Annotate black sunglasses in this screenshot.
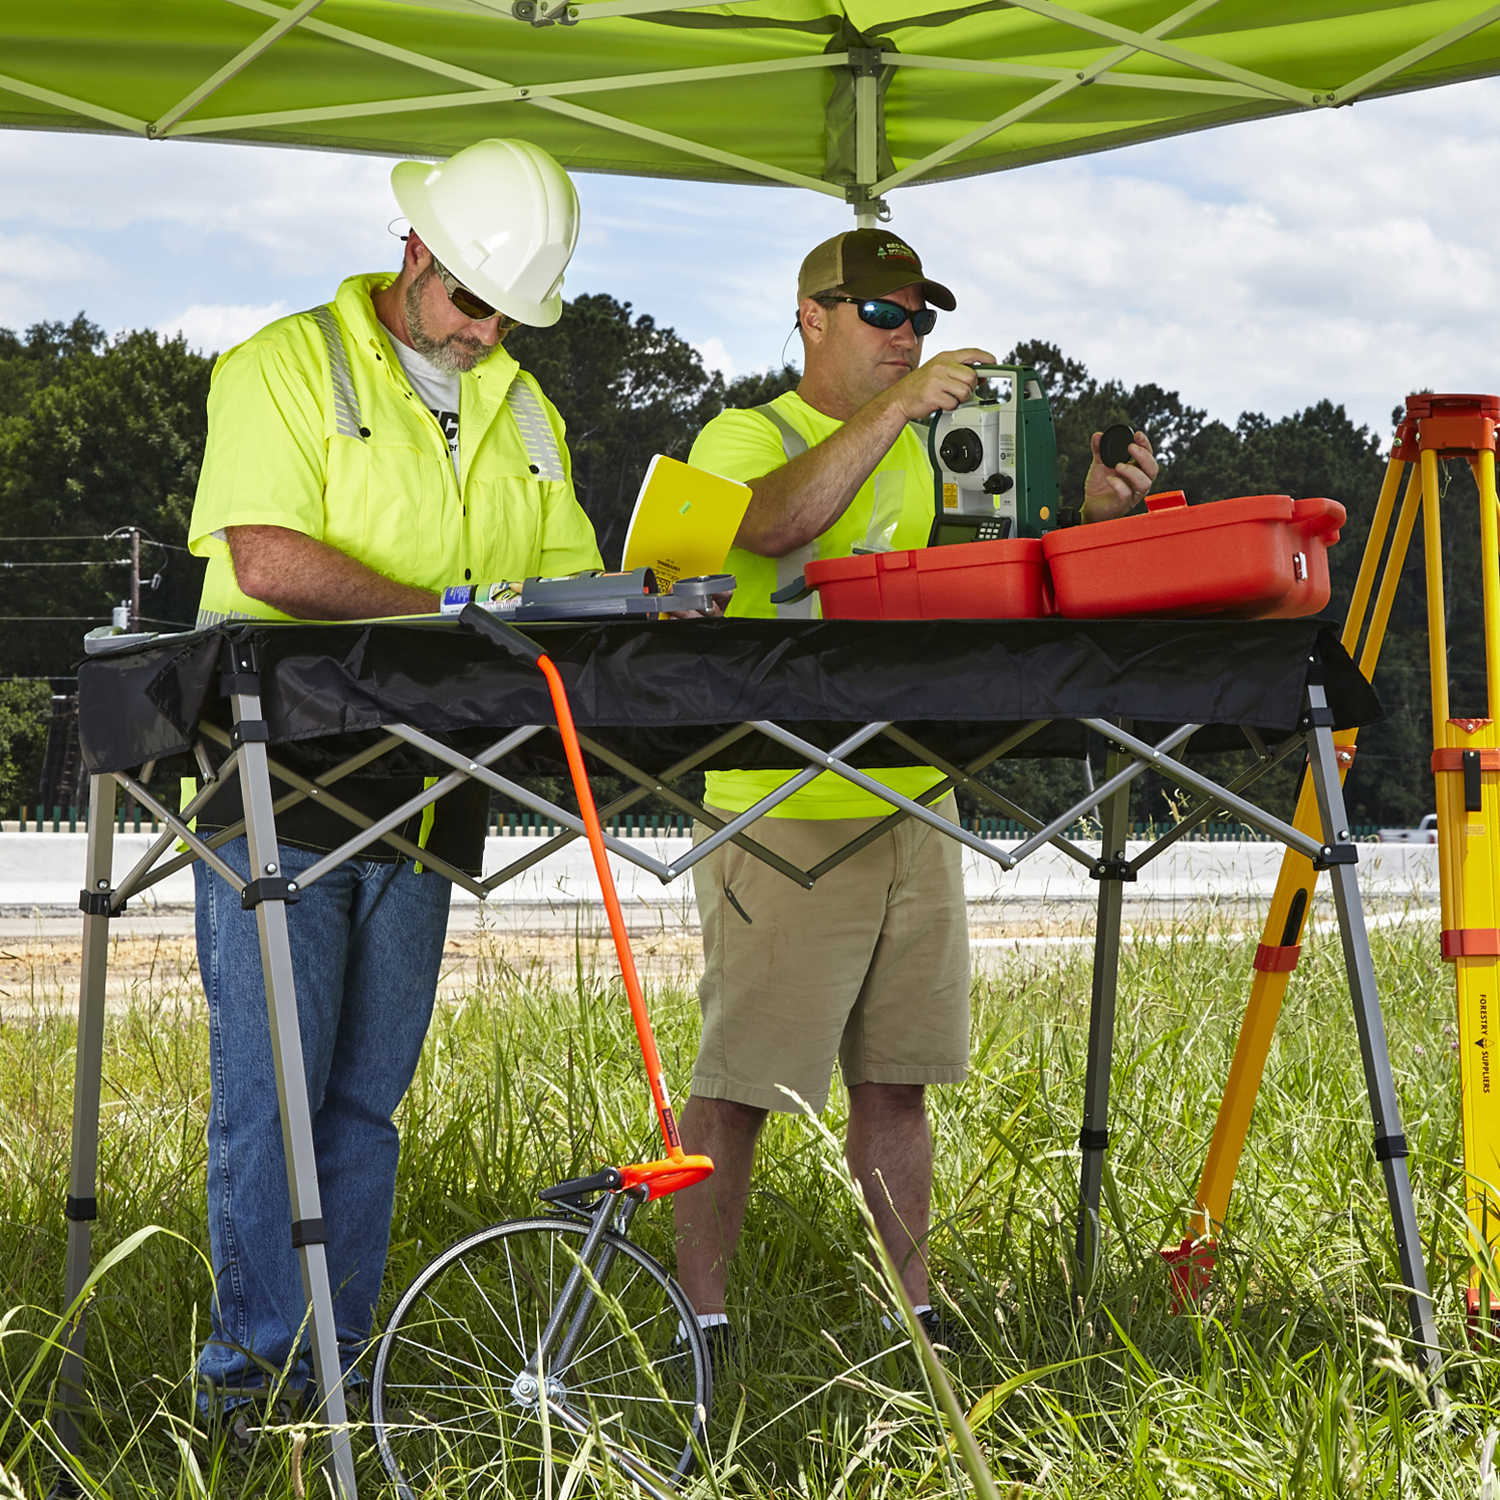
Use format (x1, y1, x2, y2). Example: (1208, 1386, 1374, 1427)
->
(820, 294, 937, 337)
(432, 257, 510, 324)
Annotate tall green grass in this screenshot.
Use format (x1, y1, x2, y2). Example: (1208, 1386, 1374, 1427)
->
(1, 911, 1495, 1496)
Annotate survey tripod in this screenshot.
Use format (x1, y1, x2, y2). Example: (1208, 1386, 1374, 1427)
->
(1171, 392, 1500, 1340)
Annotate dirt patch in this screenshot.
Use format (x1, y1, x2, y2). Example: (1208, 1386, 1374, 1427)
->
(0, 926, 719, 1017)
(0, 907, 1165, 1018)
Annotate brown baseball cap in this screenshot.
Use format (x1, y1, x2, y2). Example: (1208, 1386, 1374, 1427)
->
(797, 228, 956, 311)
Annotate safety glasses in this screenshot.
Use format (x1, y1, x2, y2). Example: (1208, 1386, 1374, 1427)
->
(821, 295, 937, 337)
(432, 257, 510, 324)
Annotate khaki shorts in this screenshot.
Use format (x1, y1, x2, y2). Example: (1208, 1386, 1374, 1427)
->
(690, 796, 971, 1113)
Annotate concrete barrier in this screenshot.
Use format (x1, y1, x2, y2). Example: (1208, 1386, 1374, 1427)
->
(0, 831, 1440, 925)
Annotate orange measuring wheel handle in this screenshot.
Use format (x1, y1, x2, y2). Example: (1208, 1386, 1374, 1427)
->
(458, 604, 713, 1185)
(619, 1154, 716, 1200)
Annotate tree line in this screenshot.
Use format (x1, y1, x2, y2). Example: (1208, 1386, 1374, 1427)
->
(0, 299, 1481, 828)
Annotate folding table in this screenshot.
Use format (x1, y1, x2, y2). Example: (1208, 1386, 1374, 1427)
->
(55, 613, 1429, 1499)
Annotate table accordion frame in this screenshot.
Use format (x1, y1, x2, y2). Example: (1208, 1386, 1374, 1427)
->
(54, 614, 1433, 1499)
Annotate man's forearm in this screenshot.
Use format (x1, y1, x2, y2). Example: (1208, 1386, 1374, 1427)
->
(226, 525, 439, 619)
(734, 393, 910, 558)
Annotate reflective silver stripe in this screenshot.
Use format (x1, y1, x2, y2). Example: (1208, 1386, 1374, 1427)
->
(757, 401, 808, 461)
(507, 377, 565, 480)
(308, 304, 366, 442)
(756, 402, 817, 618)
(774, 546, 818, 618)
(196, 606, 254, 629)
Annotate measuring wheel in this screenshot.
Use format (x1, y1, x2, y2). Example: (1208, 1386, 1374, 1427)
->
(372, 1215, 711, 1498)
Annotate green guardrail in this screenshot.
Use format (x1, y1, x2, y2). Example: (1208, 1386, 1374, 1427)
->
(3, 806, 1384, 842)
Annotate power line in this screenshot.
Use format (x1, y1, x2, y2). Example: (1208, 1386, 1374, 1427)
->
(0, 532, 191, 553)
(0, 558, 131, 569)
(0, 615, 113, 623)
(0, 533, 133, 543)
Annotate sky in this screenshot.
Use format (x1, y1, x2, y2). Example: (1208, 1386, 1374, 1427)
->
(4, 74, 1500, 446)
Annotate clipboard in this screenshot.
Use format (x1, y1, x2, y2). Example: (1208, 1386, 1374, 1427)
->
(620, 454, 752, 589)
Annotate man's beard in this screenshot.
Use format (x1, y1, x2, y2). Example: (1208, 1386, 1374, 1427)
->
(404, 263, 498, 374)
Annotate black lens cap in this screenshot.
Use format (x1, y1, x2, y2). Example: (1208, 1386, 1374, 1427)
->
(1099, 423, 1135, 468)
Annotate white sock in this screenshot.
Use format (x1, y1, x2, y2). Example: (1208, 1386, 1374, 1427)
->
(678, 1311, 729, 1342)
(881, 1304, 932, 1330)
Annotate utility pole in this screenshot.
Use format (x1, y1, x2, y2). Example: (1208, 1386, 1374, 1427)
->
(129, 527, 141, 631)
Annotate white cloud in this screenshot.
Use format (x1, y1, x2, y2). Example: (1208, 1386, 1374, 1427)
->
(6, 76, 1500, 443)
(0, 231, 114, 327)
(895, 84, 1500, 439)
(694, 336, 736, 380)
(158, 301, 291, 353)
(0, 231, 109, 280)
(0, 133, 399, 272)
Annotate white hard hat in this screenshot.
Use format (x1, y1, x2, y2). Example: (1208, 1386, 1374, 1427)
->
(391, 138, 580, 328)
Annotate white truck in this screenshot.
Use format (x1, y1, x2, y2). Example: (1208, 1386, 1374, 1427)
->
(1377, 812, 1439, 844)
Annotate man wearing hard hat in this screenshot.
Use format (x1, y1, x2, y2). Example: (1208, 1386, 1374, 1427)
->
(185, 138, 601, 1441)
(673, 228, 1157, 1368)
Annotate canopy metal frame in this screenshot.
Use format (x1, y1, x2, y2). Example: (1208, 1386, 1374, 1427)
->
(7, 2, 1500, 216)
(55, 622, 1439, 1499)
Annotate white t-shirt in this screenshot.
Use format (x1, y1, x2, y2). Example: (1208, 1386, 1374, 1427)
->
(390, 339, 461, 480)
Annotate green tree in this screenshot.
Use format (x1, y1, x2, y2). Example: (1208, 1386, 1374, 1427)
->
(0, 314, 107, 421)
(0, 325, 212, 678)
(507, 294, 728, 565)
(721, 363, 800, 409)
(1006, 338, 1208, 502)
(0, 679, 50, 811)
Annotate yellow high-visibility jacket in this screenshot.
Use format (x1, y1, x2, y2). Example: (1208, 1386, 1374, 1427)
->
(190, 271, 601, 624)
(186, 272, 602, 870)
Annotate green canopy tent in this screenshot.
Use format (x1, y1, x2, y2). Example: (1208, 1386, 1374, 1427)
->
(14, 6, 1500, 1499)
(5, 1, 1500, 224)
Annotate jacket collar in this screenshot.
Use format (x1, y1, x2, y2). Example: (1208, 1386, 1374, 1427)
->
(334, 272, 520, 412)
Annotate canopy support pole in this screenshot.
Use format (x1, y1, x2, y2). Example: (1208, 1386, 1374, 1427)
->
(854, 63, 878, 227)
(835, 41, 889, 226)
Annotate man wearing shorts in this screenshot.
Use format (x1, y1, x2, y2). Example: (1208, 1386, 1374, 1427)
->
(672, 228, 1157, 1351)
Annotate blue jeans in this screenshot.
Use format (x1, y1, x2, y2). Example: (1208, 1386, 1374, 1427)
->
(193, 837, 452, 1404)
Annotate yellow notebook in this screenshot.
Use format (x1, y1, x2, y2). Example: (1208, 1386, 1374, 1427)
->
(621, 455, 752, 590)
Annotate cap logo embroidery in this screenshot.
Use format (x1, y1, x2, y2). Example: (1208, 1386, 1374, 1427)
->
(875, 240, 920, 266)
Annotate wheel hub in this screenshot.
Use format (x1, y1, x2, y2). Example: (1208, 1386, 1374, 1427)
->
(510, 1370, 567, 1407)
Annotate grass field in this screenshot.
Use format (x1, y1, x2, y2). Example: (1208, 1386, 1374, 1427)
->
(1, 912, 1496, 1497)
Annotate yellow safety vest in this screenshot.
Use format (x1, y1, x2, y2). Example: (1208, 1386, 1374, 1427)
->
(689, 392, 945, 819)
(190, 271, 601, 623)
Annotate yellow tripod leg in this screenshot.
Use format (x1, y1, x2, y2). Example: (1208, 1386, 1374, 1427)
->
(1447, 445, 1500, 1338)
(1163, 450, 1421, 1301)
(1436, 717, 1500, 1334)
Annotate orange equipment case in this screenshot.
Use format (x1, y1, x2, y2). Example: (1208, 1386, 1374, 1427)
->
(802, 538, 1053, 620)
(1041, 491, 1345, 619)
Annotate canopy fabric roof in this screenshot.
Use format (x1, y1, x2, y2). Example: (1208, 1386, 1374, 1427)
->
(5, 2, 1500, 215)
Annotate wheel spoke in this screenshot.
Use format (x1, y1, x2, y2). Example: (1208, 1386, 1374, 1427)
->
(373, 1217, 709, 1497)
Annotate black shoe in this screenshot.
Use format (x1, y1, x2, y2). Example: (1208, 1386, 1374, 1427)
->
(668, 1321, 733, 1394)
(204, 1395, 301, 1456)
(701, 1322, 736, 1383)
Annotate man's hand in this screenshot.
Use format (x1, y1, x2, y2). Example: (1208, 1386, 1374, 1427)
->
(888, 348, 997, 422)
(1082, 429, 1159, 522)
